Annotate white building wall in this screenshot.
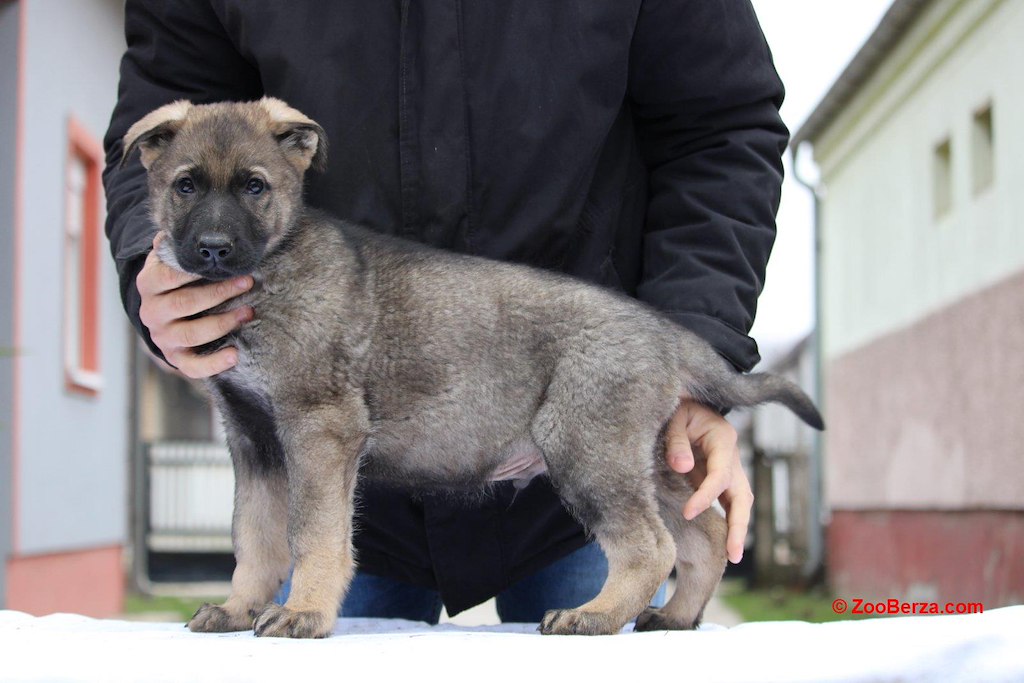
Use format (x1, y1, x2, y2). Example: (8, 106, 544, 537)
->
(816, 0, 1024, 360)
(16, 0, 129, 555)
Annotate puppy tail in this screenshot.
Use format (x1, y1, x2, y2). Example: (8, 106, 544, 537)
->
(695, 372, 825, 430)
(679, 338, 824, 430)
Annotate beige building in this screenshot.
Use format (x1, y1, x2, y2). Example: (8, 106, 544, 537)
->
(794, 0, 1024, 606)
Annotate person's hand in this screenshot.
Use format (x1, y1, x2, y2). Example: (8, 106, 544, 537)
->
(664, 399, 753, 564)
(137, 234, 254, 378)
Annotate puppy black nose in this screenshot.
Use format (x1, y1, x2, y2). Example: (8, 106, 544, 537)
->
(198, 234, 233, 263)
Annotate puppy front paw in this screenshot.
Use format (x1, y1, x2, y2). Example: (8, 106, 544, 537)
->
(252, 603, 333, 639)
(187, 603, 252, 633)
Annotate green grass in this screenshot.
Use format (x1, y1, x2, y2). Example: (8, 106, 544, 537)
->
(720, 581, 874, 623)
(123, 594, 223, 621)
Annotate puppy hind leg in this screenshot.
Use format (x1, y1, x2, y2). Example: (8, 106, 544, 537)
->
(634, 464, 728, 631)
(539, 507, 676, 635)
(533, 422, 676, 635)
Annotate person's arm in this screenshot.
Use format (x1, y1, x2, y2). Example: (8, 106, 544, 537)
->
(629, 0, 787, 372)
(103, 0, 262, 366)
(628, 0, 788, 562)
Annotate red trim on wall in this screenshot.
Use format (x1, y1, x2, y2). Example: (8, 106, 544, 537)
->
(6, 545, 125, 617)
(64, 116, 104, 396)
(828, 510, 1024, 608)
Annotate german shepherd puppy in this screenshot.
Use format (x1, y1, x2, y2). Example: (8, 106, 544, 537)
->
(122, 98, 823, 639)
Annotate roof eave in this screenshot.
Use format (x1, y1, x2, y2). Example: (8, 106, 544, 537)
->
(791, 0, 933, 151)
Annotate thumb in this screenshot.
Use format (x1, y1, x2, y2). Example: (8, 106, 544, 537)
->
(665, 407, 695, 473)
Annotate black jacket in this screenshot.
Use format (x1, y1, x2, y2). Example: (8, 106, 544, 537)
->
(103, 0, 787, 614)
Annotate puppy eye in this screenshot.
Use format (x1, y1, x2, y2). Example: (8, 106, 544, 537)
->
(245, 178, 266, 195)
(176, 177, 195, 195)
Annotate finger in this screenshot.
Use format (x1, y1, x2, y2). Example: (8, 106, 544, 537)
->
(164, 306, 253, 350)
(163, 276, 253, 319)
(723, 470, 754, 564)
(683, 466, 730, 520)
(167, 346, 239, 380)
(139, 253, 202, 297)
(138, 236, 202, 296)
(682, 426, 735, 520)
(664, 406, 695, 473)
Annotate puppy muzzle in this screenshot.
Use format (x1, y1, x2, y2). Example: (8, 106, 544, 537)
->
(175, 195, 264, 279)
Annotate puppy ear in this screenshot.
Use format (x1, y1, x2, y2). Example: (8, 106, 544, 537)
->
(258, 97, 329, 173)
(121, 100, 193, 169)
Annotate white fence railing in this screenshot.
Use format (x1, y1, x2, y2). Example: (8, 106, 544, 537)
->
(147, 441, 234, 552)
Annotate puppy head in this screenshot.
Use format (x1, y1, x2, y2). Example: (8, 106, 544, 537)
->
(122, 97, 327, 280)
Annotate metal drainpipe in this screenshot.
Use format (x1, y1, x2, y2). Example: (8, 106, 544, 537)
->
(791, 141, 826, 582)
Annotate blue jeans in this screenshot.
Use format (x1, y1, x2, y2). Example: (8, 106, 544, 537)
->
(275, 541, 667, 624)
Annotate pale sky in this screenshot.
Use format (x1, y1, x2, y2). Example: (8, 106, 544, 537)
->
(747, 0, 893, 363)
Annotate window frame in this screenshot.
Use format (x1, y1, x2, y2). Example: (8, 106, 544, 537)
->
(63, 116, 104, 396)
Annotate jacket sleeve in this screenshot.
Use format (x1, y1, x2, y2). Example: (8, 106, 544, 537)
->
(102, 0, 262, 358)
(628, 0, 788, 371)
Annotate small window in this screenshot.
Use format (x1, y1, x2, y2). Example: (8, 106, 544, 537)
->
(972, 104, 994, 194)
(932, 137, 952, 220)
(64, 117, 104, 395)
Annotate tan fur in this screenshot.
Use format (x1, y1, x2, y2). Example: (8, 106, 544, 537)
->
(189, 473, 290, 633)
(122, 100, 193, 170)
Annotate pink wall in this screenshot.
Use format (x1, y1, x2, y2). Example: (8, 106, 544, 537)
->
(825, 269, 1024, 605)
(826, 269, 1024, 510)
(7, 546, 124, 617)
